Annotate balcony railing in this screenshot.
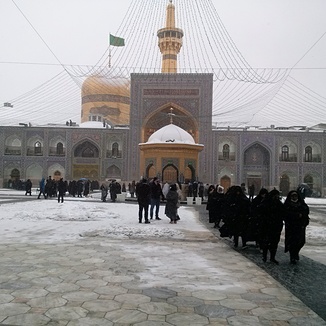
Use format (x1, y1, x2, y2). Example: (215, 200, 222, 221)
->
(218, 153, 236, 161)
(49, 148, 66, 156)
(27, 147, 43, 156)
(279, 155, 297, 162)
(304, 154, 322, 163)
(4, 147, 21, 155)
(106, 150, 122, 158)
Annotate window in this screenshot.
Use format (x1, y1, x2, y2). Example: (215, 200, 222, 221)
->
(34, 141, 42, 155)
(112, 142, 119, 157)
(305, 146, 312, 162)
(281, 145, 289, 161)
(82, 148, 94, 157)
(222, 144, 230, 160)
(56, 142, 64, 155)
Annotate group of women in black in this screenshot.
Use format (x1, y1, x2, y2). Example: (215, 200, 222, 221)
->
(207, 185, 310, 264)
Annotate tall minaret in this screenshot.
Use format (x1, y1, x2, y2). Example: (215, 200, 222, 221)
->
(157, 0, 183, 73)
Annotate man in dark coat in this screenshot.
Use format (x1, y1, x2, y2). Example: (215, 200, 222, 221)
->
(77, 179, 84, 197)
(149, 177, 164, 220)
(25, 179, 32, 196)
(109, 180, 118, 202)
(192, 181, 198, 200)
(57, 178, 67, 203)
(249, 184, 255, 201)
(136, 178, 151, 223)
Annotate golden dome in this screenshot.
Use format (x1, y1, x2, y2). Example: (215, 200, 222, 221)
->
(82, 76, 130, 97)
(81, 75, 130, 125)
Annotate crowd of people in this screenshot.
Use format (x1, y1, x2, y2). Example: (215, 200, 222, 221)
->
(128, 177, 181, 224)
(35, 177, 98, 203)
(13, 175, 311, 265)
(207, 185, 310, 265)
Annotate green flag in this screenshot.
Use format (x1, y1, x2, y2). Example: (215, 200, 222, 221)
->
(109, 34, 125, 47)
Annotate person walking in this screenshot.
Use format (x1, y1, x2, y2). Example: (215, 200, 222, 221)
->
(192, 181, 198, 201)
(249, 184, 255, 201)
(198, 182, 204, 201)
(251, 188, 269, 249)
(57, 178, 66, 203)
(215, 185, 225, 228)
(136, 178, 151, 223)
(109, 180, 118, 202)
(25, 179, 32, 196)
(165, 183, 179, 224)
(284, 190, 310, 264)
(100, 182, 108, 202)
(162, 182, 170, 199)
(206, 184, 217, 224)
(175, 182, 182, 220)
(259, 189, 285, 264)
(129, 180, 136, 198)
(223, 186, 250, 248)
(83, 180, 90, 197)
(37, 177, 47, 199)
(149, 177, 164, 220)
(77, 180, 83, 198)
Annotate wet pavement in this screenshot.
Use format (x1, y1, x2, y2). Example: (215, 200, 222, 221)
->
(0, 194, 325, 325)
(196, 204, 326, 323)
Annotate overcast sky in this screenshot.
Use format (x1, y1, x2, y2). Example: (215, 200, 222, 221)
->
(0, 0, 325, 125)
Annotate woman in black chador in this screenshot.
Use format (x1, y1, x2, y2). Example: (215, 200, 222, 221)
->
(259, 189, 284, 264)
(251, 188, 269, 249)
(223, 186, 250, 248)
(165, 184, 179, 224)
(284, 190, 310, 264)
(206, 185, 217, 224)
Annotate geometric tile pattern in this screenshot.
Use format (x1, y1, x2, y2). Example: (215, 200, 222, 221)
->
(0, 235, 325, 325)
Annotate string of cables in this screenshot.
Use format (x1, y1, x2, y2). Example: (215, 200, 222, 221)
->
(64, 0, 292, 129)
(1, 71, 80, 126)
(1, 0, 325, 128)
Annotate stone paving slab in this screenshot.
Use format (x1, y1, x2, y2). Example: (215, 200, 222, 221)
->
(0, 235, 325, 325)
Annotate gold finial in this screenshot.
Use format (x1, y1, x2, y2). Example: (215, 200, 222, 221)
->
(168, 108, 175, 124)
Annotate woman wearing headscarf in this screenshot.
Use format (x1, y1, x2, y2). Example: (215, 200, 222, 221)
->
(251, 188, 269, 249)
(259, 189, 285, 264)
(206, 184, 217, 224)
(165, 184, 179, 224)
(284, 190, 310, 264)
(214, 185, 225, 229)
(223, 185, 250, 248)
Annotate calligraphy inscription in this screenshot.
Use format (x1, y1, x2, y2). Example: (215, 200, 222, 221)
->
(143, 89, 199, 96)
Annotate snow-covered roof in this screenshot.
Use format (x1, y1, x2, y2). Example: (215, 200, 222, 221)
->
(147, 124, 195, 144)
(79, 121, 108, 129)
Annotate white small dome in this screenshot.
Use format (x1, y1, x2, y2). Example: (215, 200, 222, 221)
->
(147, 124, 195, 144)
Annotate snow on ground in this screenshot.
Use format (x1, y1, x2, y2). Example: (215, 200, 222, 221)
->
(0, 189, 206, 244)
(0, 189, 325, 246)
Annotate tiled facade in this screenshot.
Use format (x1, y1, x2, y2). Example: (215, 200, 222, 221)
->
(1, 68, 325, 195)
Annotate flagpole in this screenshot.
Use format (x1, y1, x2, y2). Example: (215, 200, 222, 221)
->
(109, 32, 112, 68)
(109, 45, 112, 68)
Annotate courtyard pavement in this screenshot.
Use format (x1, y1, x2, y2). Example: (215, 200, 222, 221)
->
(0, 192, 325, 325)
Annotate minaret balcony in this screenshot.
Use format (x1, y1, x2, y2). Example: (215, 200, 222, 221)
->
(157, 27, 184, 39)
